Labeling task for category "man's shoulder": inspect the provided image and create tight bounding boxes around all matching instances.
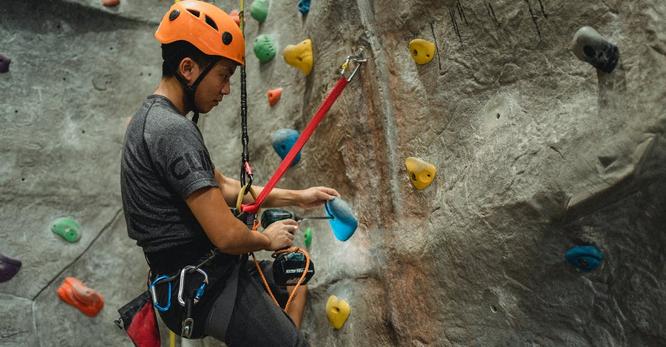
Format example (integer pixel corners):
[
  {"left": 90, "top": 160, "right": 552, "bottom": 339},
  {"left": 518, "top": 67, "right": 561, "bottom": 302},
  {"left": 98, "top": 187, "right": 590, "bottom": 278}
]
[{"left": 144, "top": 99, "right": 196, "bottom": 137}]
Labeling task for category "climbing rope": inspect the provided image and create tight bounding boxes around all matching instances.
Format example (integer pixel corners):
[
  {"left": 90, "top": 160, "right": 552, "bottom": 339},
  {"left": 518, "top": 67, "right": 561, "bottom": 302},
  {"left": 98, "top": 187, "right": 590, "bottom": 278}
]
[{"left": 239, "top": 0, "right": 252, "bottom": 191}]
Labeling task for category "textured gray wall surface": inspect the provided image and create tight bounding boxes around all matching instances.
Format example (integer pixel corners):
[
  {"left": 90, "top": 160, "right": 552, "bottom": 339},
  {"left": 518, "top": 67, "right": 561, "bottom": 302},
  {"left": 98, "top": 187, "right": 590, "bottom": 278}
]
[{"left": 1, "top": 0, "right": 665, "bottom": 346}]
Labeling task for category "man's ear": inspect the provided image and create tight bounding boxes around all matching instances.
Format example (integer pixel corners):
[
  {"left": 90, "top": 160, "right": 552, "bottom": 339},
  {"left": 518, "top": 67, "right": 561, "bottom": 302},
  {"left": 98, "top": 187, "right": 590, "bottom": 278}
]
[{"left": 178, "top": 57, "right": 200, "bottom": 84}]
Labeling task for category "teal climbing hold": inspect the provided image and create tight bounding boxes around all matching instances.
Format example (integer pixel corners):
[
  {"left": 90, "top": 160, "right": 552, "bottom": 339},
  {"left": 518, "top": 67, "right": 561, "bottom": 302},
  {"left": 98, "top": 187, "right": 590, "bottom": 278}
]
[
  {"left": 253, "top": 35, "right": 277, "bottom": 63},
  {"left": 271, "top": 129, "right": 301, "bottom": 166},
  {"left": 324, "top": 197, "right": 358, "bottom": 241},
  {"left": 304, "top": 227, "right": 312, "bottom": 248},
  {"left": 51, "top": 217, "right": 82, "bottom": 243},
  {"left": 298, "top": 0, "right": 311, "bottom": 15},
  {"left": 250, "top": 0, "right": 269, "bottom": 23},
  {"left": 565, "top": 245, "right": 604, "bottom": 272},
  {"left": 0, "top": 253, "right": 21, "bottom": 283}
]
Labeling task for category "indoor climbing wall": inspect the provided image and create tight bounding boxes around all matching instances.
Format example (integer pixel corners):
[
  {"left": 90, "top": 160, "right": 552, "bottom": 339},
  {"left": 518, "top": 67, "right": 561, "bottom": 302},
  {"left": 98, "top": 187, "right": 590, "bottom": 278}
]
[{"left": 1, "top": 0, "right": 665, "bottom": 346}]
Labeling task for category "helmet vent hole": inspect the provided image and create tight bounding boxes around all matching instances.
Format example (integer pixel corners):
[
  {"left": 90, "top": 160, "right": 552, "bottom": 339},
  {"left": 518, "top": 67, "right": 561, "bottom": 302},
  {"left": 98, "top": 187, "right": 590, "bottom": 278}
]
[
  {"left": 222, "top": 32, "right": 233, "bottom": 45},
  {"left": 205, "top": 15, "right": 218, "bottom": 31},
  {"left": 169, "top": 9, "right": 180, "bottom": 21},
  {"left": 187, "top": 9, "right": 201, "bottom": 18}
]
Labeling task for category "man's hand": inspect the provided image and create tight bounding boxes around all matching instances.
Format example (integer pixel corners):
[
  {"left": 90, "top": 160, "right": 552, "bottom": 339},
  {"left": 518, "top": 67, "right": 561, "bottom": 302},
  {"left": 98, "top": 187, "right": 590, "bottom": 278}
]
[
  {"left": 297, "top": 186, "right": 340, "bottom": 209},
  {"left": 263, "top": 219, "right": 298, "bottom": 251}
]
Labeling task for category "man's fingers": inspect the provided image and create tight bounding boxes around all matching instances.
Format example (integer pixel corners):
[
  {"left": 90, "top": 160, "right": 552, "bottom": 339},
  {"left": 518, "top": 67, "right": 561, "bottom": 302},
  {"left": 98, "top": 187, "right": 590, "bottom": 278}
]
[
  {"left": 320, "top": 187, "right": 340, "bottom": 197},
  {"left": 281, "top": 219, "right": 298, "bottom": 226}
]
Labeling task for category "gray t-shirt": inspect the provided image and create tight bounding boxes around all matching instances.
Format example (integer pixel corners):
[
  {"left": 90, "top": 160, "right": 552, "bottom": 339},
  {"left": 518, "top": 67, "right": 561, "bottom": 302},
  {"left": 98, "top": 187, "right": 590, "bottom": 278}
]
[{"left": 121, "top": 95, "right": 219, "bottom": 253}]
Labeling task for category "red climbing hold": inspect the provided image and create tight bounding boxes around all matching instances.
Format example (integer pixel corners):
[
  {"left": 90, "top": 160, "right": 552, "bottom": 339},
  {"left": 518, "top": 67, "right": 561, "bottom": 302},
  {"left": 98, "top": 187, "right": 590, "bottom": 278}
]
[
  {"left": 102, "top": 0, "right": 120, "bottom": 7},
  {"left": 57, "top": 277, "right": 105, "bottom": 317},
  {"left": 267, "top": 88, "right": 283, "bottom": 106}
]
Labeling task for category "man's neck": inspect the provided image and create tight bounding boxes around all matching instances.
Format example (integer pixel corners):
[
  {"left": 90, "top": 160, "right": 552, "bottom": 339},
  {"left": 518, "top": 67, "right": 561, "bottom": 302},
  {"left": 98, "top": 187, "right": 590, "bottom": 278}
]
[{"left": 154, "top": 77, "right": 189, "bottom": 116}]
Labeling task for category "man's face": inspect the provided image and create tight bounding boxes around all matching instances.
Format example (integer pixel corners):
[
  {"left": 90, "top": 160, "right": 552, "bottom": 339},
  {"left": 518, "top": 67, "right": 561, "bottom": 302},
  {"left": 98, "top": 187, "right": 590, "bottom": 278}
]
[{"left": 195, "top": 59, "right": 238, "bottom": 113}]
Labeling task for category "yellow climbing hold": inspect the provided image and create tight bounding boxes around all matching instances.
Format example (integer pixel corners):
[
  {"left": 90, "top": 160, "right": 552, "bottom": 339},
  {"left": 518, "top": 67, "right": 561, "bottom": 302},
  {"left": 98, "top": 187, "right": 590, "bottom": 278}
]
[
  {"left": 409, "top": 39, "right": 436, "bottom": 65},
  {"left": 405, "top": 157, "right": 437, "bottom": 190},
  {"left": 283, "top": 39, "right": 313, "bottom": 76},
  {"left": 326, "top": 295, "right": 351, "bottom": 330}
]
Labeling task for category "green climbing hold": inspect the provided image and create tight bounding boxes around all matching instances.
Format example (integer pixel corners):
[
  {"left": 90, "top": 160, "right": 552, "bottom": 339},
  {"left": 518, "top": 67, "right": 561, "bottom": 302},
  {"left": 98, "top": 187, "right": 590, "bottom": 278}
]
[
  {"left": 304, "top": 227, "right": 312, "bottom": 248},
  {"left": 250, "top": 0, "right": 269, "bottom": 23},
  {"left": 253, "top": 35, "right": 277, "bottom": 63},
  {"left": 51, "top": 217, "right": 81, "bottom": 243}
]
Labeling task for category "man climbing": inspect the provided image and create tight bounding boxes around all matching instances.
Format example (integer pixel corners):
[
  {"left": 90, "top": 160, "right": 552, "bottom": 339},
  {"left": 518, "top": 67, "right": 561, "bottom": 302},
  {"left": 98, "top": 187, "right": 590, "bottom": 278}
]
[{"left": 120, "top": 1, "right": 337, "bottom": 345}]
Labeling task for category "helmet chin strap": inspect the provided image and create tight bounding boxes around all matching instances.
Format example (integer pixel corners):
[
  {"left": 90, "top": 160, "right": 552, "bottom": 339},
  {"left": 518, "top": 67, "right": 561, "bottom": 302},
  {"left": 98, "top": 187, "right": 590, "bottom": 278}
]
[{"left": 175, "top": 60, "right": 219, "bottom": 125}]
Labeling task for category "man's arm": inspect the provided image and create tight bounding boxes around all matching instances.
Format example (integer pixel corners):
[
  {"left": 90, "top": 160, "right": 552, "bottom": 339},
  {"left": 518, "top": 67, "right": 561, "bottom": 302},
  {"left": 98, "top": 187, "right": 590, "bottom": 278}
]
[
  {"left": 186, "top": 185, "right": 270, "bottom": 254},
  {"left": 214, "top": 169, "right": 340, "bottom": 208},
  {"left": 214, "top": 169, "right": 302, "bottom": 208}
]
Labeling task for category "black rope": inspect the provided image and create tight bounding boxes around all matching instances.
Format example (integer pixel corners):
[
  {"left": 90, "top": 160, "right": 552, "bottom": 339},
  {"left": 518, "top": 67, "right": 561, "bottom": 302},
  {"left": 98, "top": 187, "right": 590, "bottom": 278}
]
[
  {"left": 239, "top": 3, "right": 251, "bottom": 189},
  {"left": 240, "top": 64, "right": 249, "bottom": 186}
]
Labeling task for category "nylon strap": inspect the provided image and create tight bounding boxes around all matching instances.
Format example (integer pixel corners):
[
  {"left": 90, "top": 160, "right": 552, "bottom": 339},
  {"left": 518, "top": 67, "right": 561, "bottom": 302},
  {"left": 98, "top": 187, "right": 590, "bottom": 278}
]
[{"left": 242, "top": 77, "right": 350, "bottom": 214}]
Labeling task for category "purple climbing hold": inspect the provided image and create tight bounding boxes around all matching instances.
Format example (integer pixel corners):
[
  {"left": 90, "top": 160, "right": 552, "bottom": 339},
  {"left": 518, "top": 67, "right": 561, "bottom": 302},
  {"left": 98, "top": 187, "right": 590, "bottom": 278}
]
[
  {"left": 0, "top": 54, "right": 11, "bottom": 73},
  {"left": 0, "top": 253, "right": 22, "bottom": 283}
]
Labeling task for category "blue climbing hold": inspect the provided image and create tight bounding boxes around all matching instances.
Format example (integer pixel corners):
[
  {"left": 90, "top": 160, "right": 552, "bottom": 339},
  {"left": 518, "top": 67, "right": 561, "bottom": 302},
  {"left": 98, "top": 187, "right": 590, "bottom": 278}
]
[
  {"left": 0, "top": 253, "right": 22, "bottom": 283},
  {"left": 271, "top": 129, "right": 301, "bottom": 166},
  {"left": 565, "top": 245, "right": 604, "bottom": 272},
  {"left": 298, "top": 0, "right": 311, "bottom": 15},
  {"left": 324, "top": 197, "right": 358, "bottom": 241}
]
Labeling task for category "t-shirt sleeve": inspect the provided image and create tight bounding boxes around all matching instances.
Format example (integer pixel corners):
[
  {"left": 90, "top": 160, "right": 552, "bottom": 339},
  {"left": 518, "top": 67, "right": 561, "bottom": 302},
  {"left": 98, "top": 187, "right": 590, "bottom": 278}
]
[{"left": 147, "top": 117, "right": 218, "bottom": 200}]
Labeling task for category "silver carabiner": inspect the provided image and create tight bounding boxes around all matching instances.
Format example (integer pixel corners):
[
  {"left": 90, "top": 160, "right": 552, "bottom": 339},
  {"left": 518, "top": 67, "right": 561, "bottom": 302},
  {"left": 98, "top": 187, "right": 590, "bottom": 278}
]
[
  {"left": 339, "top": 48, "right": 368, "bottom": 81},
  {"left": 177, "top": 265, "right": 209, "bottom": 307}
]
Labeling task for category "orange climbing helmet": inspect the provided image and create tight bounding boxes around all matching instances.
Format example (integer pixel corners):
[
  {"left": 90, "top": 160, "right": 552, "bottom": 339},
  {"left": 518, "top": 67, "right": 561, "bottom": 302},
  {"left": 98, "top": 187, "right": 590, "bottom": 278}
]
[{"left": 155, "top": 0, "right": 245, "bottom": 65}]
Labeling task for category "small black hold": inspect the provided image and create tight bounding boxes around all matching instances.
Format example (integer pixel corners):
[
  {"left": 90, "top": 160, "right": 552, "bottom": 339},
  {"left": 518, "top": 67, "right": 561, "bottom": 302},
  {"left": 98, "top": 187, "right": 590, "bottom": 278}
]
[
  {"left": 81, "top": 130, "right": 86, "bottom": 134},
  {"left": 222, "top": 32, "right": 233, "bottom": 45},
  {"left": 169, "top": 9, "right": 180, "bottom": 21},
  {"left": 109, "top": 47, "right": 114, "bottom": 51},
  {"left": 21, "top": 178, "right": 25, "bottom": 182},
  {"left": 490, "top": 305, "right": 498, "bottom": 313},
  {"left": 148, "top": 73, "right": 152, "bottom": 77},
  {"left": 14, "top": 110, "right": 18, "bottom": 114},
  {"left": 63, "top": 77, "right": 67, "bottom": 81},
  {"left": 0, "top": 54, "right": 11, "bottom": 73},
  {"left": 496, "top": 113, "right": 500, "bottom": 119}
]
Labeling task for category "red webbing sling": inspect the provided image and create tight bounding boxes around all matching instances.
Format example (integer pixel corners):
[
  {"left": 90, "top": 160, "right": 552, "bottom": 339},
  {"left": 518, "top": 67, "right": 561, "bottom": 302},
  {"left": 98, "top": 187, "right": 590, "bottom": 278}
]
[{"left": 241, "top": 77, "right": 349, "bottom": 214}]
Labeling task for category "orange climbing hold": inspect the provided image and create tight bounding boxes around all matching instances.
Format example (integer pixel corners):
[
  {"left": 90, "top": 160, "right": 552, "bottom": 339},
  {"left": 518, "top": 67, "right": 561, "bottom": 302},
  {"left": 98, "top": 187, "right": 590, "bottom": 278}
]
[
  {"left": 229, "top": 9, "right": 241, "bottom": 26},
  {"left": 102, "top": 0, "right": 120, "bottom": 7},
  {"left": 57, "top": 277, "right": 105, "bottom": 317},
  {"left": 267, "top": 88, "right": 283, "bottom": 106}
]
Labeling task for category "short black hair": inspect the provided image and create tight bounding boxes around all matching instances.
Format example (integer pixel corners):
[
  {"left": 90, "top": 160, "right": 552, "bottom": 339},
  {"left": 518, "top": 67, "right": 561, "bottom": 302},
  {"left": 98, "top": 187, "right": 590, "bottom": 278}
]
[{"left": 161, "top": 41, "right": 218, "bottom": 77}]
